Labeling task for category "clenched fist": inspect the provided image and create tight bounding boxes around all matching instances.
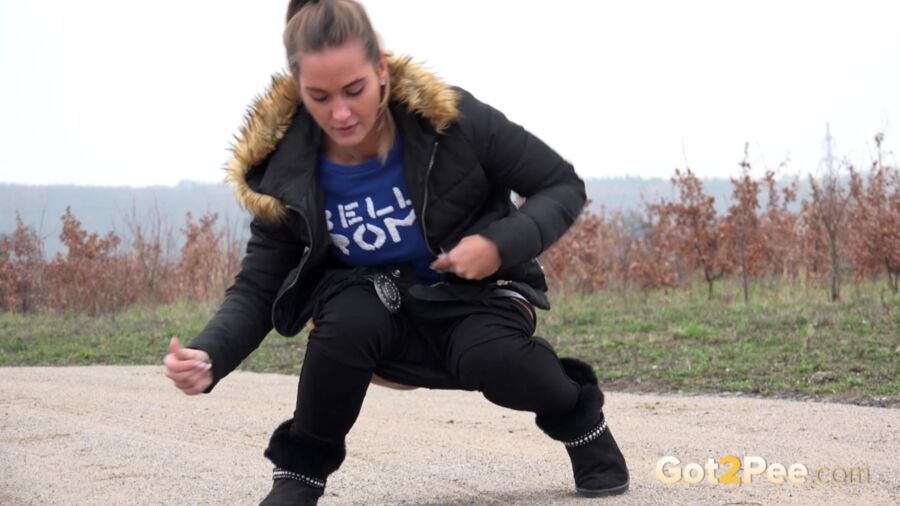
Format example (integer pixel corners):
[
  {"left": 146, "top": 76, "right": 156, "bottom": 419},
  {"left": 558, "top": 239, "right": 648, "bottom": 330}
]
[
  {"left": 164, "top": 336, "right": 212, "bottom": 396},
  {"left": 430, "top": 234, "right": 501, "bottom": 280}
]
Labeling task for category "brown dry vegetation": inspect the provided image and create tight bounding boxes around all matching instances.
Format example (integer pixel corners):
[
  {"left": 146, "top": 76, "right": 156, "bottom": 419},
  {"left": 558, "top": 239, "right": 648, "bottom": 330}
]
[
  {"left": 542, "top": 133, "right": 899, "bottom": 302},
  {"left": 2, "top": 134, "right": 899, "bottom": 314},
  {"left": 0, "top": 208, "right": 240, "bottom": 315}
]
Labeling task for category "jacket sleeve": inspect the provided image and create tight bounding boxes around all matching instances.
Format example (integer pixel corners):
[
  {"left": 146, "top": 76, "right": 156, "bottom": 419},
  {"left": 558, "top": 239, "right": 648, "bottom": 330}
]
[
  {"left": 186, "top": 215, "right": 305, "bottom": 393},
  {"left": 457, "top": 89, "right": 587, "bottom": 268}
]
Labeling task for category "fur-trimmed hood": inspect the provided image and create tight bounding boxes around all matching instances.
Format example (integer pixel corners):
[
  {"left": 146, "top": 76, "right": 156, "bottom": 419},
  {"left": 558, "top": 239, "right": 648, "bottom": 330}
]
[{"left": 224, "top": 54, "right": 460, "bottom": 222}]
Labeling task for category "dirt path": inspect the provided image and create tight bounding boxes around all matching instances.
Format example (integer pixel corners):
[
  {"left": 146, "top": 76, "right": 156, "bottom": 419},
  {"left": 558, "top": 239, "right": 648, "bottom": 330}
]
[{"left": 1, "top": 366, "right": 897, "bottom": 505}]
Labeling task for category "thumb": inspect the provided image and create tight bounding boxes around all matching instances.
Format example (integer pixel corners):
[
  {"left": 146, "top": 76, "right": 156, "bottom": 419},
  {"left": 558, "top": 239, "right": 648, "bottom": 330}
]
[{"left": 169, "top": 336, "right": 190, "bottom": 359}]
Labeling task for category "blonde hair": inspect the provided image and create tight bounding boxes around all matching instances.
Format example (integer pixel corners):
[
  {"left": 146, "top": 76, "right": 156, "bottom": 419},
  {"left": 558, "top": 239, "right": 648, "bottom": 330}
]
[{"left": 284, "top": 0, "right": 395, "bottom": 162}]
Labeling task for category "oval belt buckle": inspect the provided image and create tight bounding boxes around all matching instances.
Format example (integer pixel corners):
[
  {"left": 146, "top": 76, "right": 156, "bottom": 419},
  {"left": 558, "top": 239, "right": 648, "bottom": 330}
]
[{"left": 372, "top": 272, "right": 401, "bottom": 313}]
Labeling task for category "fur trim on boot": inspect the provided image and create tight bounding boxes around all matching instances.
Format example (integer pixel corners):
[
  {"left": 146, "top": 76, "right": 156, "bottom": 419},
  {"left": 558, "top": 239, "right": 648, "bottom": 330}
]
[
  {"left": 263, "top": 419, "right": 346, "bottom": 478},
  {"left": 259, "top": 419, "right": 347, "bottom": 505},
  {"left": 559, "top": 357, "right": 598, "bottom": 387},
  {"left": 535, "top": 383, "right": 604, "bottom": 441}
]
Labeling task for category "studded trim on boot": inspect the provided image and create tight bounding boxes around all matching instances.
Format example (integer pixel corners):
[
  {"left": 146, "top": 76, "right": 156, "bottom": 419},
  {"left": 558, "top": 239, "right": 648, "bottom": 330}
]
[
  {"left": 272, "top": 468, "right": 326, "bottom": 489},
  {"left": 260, "top": 472, "right": 323, "bottom": 506},
  {"left": 562, "top": 418, "right": 608, "bottom": 448}
]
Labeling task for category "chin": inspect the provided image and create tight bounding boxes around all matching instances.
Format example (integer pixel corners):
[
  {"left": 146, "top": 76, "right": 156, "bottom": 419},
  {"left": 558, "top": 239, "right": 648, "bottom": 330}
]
[
  {"left": 333, "top": 135, "right": 364, "bottom": 147},
  {"left": 332, "top": 128, "right": 371, "bottom": 148}
]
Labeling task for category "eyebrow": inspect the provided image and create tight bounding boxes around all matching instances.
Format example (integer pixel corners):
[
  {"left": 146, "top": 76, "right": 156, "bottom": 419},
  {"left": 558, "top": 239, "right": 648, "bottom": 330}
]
[{"left": 303, "top": 77, "right": 366, "bottom": 94}]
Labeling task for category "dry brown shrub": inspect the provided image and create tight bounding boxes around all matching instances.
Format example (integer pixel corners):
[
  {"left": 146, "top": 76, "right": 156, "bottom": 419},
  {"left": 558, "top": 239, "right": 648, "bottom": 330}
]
[
  {"left": 0, "top": 213, "right": 45, "bottom": 312},
  {"left": 174, "top": 212, "right": 241, "bottom": 302},
  {"left": 43, "top": 207, "right": 140, "bottom": 314},
  {"left": 848, "top": 133, "right": 900, "bottom": 293}
]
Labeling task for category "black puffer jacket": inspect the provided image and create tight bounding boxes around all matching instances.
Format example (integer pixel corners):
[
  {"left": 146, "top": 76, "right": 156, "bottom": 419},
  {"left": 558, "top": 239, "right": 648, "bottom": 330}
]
[{"left": 187, "top": 56, "right": 585, "bottom": 392}]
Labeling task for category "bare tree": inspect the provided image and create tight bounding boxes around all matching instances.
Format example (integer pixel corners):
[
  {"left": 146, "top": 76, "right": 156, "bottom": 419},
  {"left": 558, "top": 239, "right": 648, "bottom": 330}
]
[
  {"left": 808, "top": 126, "right": 852, "bottom": 301},
  {"left": 724, "top": 144, "right": 765, "bottom": 303}
]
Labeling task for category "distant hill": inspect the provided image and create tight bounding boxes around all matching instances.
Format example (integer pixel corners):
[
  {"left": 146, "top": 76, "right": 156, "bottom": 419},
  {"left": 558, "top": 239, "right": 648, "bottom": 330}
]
[
  {"left": 0, "top": 181, "right": 250, "bottom": 258},
  {"left": 0, "top": 176, "right": 804, "bottom": 258},
  {"left": 585, "top": 176, "right": 732, "bottom": 214}
]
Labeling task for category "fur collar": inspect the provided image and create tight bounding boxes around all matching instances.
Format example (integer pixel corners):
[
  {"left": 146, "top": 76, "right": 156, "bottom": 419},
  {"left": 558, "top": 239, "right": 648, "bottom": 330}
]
[{"left": 224, "top": 54, "right": 460, "bottom": 222}]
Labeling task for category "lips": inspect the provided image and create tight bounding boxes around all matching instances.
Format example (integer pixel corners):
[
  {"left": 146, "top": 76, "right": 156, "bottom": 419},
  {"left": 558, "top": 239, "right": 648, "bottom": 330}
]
[{"left": 334, "top": 123, "right": 358, "bottom": 136}]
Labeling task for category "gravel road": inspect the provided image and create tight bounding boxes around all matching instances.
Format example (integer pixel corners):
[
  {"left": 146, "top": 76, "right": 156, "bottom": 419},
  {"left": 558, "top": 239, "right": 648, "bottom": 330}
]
[{"left": 1, "top": 366, "right": 897, "bottom": 505}]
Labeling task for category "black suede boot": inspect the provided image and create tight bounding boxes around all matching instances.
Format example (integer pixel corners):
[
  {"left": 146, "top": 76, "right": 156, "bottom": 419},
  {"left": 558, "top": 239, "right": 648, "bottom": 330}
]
[
  {"left": 259, "top": 419, "right": 347, "bottom": 506},
  {"left": 535, "top": 358, "right": 629, "bottom": 497}
]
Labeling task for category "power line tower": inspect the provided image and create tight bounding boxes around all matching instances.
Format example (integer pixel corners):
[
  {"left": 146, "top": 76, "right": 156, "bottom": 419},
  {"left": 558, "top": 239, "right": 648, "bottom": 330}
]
[{"left": 822, "top": 122, "right": 836, "bottom": 174}]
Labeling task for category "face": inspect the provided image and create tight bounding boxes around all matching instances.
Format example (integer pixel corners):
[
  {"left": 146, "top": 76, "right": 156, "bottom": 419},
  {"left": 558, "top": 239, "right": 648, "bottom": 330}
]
[{"left": 297, "top": 41, "right": 387, "bottom": 153}]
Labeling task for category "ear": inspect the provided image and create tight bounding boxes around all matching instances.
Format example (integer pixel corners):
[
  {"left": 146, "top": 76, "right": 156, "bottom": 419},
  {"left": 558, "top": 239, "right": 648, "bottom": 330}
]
[{"left": 376, "top": 53, "right": 388, "bottom": 84}]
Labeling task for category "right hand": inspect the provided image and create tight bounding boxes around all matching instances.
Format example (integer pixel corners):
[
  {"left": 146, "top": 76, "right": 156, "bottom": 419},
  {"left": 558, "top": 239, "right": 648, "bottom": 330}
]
[{"left": 164, "top": 336, "right": 212, "bottom": 396}]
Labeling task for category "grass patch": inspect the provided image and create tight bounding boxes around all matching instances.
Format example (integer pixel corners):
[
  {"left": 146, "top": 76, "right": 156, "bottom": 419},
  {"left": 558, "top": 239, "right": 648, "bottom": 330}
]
[
  {"left": 0, "top": 301, "right": 309, "bottom": 376},
  {"left": 1, "top": 280, "right": 898, "bottom": 407},
  {"left": 540, "top": 280, "right": 900, "bottom": 407}
]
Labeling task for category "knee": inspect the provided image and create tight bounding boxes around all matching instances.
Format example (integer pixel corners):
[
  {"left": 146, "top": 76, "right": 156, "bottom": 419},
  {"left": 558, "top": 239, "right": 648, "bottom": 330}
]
[
  {"left": 454, "top": 338, "right": 580, "bottom": 414},
  {"left": 455, "top": 340, "right": 532, "bottom": 392}
]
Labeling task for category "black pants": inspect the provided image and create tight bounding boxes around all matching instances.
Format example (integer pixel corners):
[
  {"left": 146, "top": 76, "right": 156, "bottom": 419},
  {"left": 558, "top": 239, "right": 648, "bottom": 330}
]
[{"left": 289, "top": 272, "right": 580, "bottom": 463}]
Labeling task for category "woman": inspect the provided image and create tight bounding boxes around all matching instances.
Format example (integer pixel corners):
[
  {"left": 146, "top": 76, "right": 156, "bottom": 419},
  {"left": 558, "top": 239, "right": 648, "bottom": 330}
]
[{"left": 163, "top": 0, "right": 629, "bottom": 503}]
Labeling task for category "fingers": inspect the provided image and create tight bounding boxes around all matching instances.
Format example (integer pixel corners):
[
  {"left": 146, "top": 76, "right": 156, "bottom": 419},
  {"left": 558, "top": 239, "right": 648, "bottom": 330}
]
[
  {"left": 430, "top": 254, "right": 478, "bottom": 279},
  {"left": 164, "top": 353, "right": 208, "bottom": 373},
  {"left": 431, "top": 252, "right": 478, "bottom": 279},
  {"left": 165, "top": 336, "right": 212, "bottom": 395},
  {"left": 430, "top": 253, "right": 452, "bottom": 272},
  {"left": 172, "top": 368, "right": 210, "bottom": 391},
  {"left": 167, "top": 366, "right": 211, "bottom": 395},
  {"left": 428, "top": 235, "right": 500, "bottom": 280},
  {"left": 181, "top": 375, "right": 212, "bottom": 396},
  {"left": 165, "top": 356, "right": 211, "bottom": 377}
]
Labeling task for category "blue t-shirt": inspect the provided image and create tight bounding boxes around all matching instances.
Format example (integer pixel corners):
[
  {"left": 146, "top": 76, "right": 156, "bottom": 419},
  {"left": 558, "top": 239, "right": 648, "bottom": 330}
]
[{"left": 316, "top": 136, "right": 438, "bottom": 283}]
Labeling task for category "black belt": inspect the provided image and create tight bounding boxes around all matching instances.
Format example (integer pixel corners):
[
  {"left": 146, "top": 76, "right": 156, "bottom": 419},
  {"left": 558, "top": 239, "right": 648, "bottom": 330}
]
[{"left": 366, "top": 266, "right": 534, "bottom": 321}]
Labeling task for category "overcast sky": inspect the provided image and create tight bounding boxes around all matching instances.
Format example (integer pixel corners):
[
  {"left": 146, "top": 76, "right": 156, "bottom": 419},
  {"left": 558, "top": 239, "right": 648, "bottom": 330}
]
[{"left": 1, "top": 0, "right": 898, "bottom": 186}]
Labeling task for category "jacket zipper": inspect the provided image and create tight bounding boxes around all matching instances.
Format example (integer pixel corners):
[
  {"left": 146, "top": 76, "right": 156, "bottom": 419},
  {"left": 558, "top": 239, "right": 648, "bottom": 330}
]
[
  {"left": 419, "top": 141, "right": 439, "bottom": 256},
  {"left": 271, "top": 140, "right": 437, "bottom": 324},
  {"left": 271, "top": 204, "right": 313, "bottom": 328}
]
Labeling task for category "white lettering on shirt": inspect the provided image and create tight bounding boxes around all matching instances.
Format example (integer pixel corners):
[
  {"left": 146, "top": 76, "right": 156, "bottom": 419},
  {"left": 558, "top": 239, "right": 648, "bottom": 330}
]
[
  {"left": 327, "top": 186, "right": 419, "bottom": 256},
  {"left": 366, "top": 197, "right": 394, "bottom": 218},
  {"left": 353, "top": 223, "right": 387, "bottom": 251},
  {"left": 384, "top": 209, "right": 417, "bottom": 243},
  {"left": 393, "top": 187, "right": 412, "bottom": 209},
  {"left": 325, "top": 209, "right": 352, "bottom": 254}
]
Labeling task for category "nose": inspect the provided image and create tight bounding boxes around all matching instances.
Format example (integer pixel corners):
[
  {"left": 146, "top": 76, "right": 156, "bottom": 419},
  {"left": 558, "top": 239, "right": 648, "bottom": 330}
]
[{"left": 332, "top": 99, "right": 351, "bottom": 123}]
